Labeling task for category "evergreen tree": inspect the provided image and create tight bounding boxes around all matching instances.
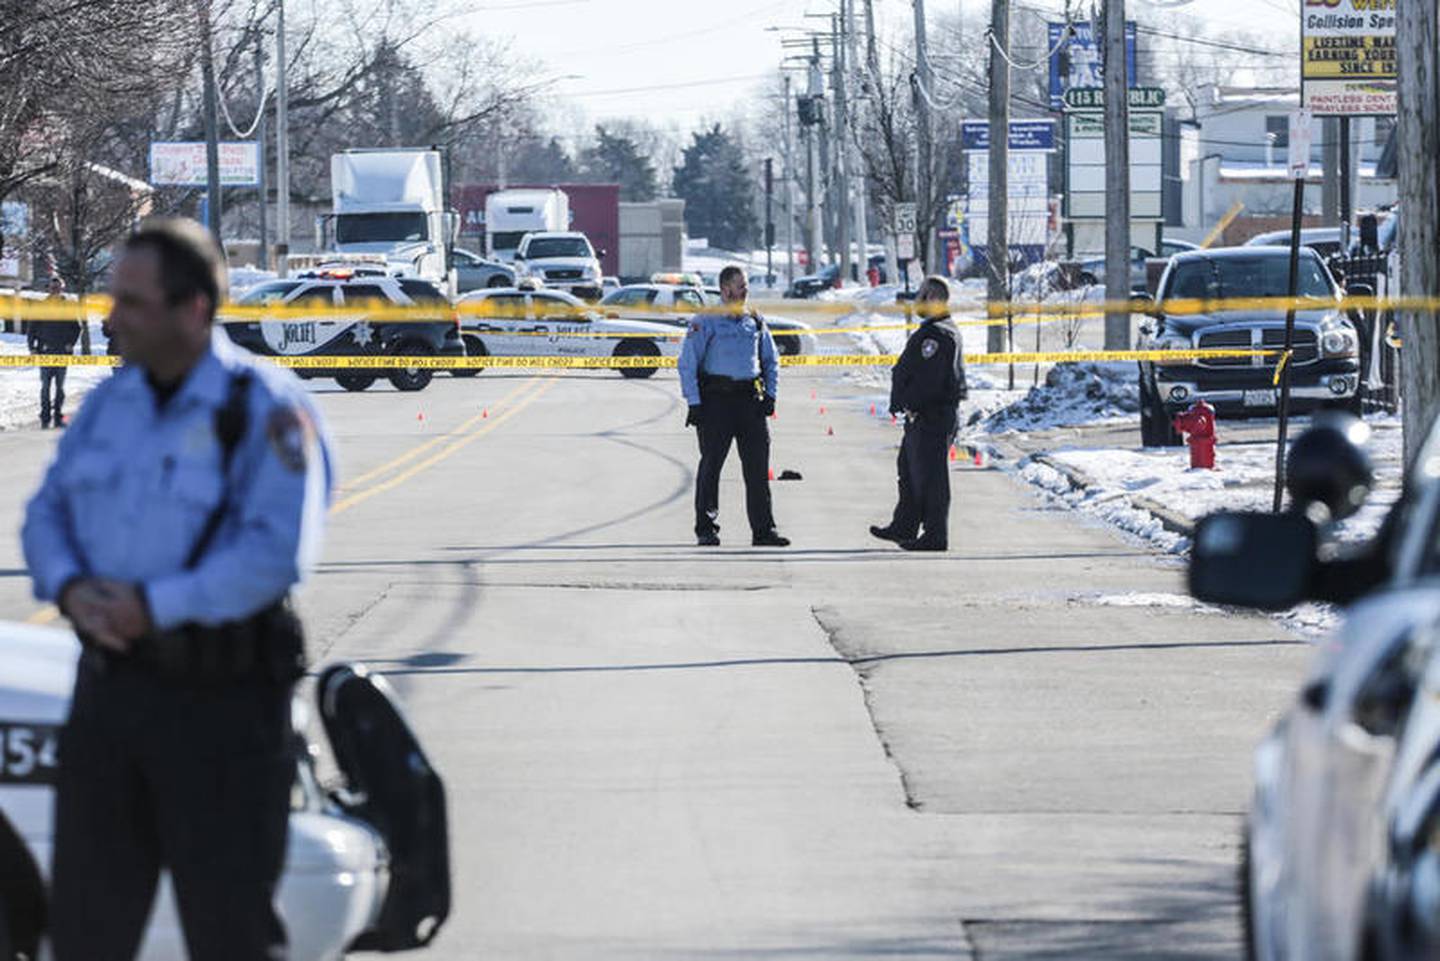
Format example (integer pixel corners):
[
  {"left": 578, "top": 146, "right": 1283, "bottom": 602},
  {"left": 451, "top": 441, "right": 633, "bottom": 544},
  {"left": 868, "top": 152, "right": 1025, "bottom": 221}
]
[
  {"left": 672, "top": 125, "right": 758, "bottom": 252},
  {"left": 578, "top": 125, "right": 657, "bottom": 201},
  {"left": 510, "top": 136, "right": 577, "bottom": 184}
]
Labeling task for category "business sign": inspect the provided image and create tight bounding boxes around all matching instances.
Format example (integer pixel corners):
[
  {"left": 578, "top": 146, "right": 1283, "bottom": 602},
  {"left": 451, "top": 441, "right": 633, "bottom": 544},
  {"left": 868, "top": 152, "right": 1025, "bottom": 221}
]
[
  {"left": 1065, "top": 111, "right": 1164, "bottom": 221},
  {"left": 1048, "top": 21, "right": 1137, "bottom": 111},
  {"left": 1301, "top": 0, "right": 1396, "bottom": 115},
  {"left": 960, "top": 119, "right": 1057, "bottom": 152},
  {"left": 0, "top": 202, "right": 29, "bottom": 238},
  {"left": 149, "top": 141, "right": 260, "bottom": 187}
]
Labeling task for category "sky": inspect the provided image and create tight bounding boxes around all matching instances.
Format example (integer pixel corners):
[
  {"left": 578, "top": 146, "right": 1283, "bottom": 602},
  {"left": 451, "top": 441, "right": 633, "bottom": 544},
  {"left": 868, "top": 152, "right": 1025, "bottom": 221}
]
[{"left": 459, "top": 0, "right": 1301, "bottom": 131}]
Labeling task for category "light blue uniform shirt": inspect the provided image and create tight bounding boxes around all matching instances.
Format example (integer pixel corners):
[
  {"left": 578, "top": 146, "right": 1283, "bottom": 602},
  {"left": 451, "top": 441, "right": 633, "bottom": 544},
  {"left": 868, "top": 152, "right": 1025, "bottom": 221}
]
[
  {"left": 677, "top": 309, "right": 780, "bottom": 407},
  {"left": 22, "top": 330, "right": 335, "bottom": 630}
]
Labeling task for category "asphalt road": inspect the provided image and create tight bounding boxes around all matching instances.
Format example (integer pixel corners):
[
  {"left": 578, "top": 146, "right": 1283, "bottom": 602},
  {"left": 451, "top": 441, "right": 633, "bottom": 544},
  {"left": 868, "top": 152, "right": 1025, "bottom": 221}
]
[{"left": 0, "top": 365, "right": 1309, "bottom": 959}]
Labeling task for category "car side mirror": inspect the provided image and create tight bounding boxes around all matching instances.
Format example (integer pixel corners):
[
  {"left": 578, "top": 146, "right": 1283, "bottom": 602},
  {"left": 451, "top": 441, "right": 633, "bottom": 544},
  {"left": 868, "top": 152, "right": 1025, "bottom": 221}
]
[
  {"left": 1346, "top": 281, "right": 1375, "bottom": 299},
  {"left": 1130, "top": 292, "right": 1157, "bottom": 316},
  {"left": 597, "top": 248, "right": 607, "bottom": 258},
  {"left": 1359, "top": 213, "right": 1379, "bottom": 252},
  {"left": 1189, "top": 511, "right": 1318, "bottom": 610}
]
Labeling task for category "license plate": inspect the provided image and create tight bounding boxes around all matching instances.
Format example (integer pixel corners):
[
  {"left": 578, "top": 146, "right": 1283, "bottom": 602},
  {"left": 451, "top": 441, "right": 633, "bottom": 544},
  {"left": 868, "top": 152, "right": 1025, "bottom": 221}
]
[
  {"left": 1243, "top": 389, "right": 1278, "bottom": 406},
  {"left": 0, "top": 722, "right": 61, "bottom": 785}
]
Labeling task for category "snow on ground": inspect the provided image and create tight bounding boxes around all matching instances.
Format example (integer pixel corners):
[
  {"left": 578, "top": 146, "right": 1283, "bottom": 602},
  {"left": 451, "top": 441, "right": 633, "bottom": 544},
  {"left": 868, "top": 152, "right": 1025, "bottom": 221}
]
[{"left": 0, "top": 332, "right": 111, "bottom": 432}]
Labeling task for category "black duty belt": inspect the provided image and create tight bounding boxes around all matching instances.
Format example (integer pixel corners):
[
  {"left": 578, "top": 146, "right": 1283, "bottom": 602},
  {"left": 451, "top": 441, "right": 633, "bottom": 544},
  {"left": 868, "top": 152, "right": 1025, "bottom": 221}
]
[{"left": 700, "top": 375, "right": 759, "bottom": 397}]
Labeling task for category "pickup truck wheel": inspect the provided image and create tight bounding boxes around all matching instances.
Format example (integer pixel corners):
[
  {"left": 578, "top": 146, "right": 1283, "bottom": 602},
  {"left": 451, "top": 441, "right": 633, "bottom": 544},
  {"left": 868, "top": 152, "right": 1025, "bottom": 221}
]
[
  {"left": 388, "top": 341, "right": 435, "bottom": 392},
  {"left": 1139, "top": 374, "right": 1183, "bottom": 447},
  {"left": 451, "top": 335, "right": 485, "bottom": 378},
  {"left": 614, "top": 339, "right": 660, "bottom": 379},
  {"left": 335, "top": 373, "right": 375, "bottom": 392}
]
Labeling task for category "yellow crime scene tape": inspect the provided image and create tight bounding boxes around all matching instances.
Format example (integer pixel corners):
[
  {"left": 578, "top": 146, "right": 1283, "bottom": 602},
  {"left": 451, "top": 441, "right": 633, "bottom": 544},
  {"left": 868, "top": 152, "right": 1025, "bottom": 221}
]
[{"left": 3, "top": 347, "right": 1280, "bottom": 371}]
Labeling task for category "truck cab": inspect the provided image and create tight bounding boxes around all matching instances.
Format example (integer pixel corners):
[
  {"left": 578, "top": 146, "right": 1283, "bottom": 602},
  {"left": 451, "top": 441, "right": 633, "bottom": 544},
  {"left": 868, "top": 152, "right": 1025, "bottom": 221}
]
[{"left": 484, "top": 188, "right": 570, "bottom": 264}]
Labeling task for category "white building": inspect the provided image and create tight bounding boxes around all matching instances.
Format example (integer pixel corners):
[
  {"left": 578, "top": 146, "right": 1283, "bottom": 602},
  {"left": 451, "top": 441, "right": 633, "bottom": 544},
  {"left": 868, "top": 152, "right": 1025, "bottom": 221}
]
[{"left": 1174, "top": 84, "right": 1396, "bottom": 242}]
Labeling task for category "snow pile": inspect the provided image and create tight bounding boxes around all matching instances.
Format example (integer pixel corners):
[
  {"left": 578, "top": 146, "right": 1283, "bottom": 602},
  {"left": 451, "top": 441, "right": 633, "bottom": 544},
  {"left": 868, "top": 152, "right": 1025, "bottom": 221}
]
[
  {"left": 976, "top": 362, "right": 1140, "bottom": 434},
  {"left": 1019, "top": 457, "right": 1190, "bottom": 554}
]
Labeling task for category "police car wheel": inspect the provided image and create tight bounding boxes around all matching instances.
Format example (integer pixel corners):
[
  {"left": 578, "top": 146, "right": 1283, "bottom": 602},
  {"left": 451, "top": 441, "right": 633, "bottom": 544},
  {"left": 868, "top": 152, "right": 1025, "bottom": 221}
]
[
  {"left": 388, "top": 341, "right": 435, "bottom": 392},
  {"left": 775, "top": 335, "right": 801, "bottom": 356},
  {"left": 486, "top": 275, "right": 510, "bottom": 288},
  {"left": 336, "top": 373, "right": 376, "bottom": 392},
  {"left": 613, "top": 340, "right": 660, "bottom": 379},
  {"left": 452, "top": 335, "right": 485, "bottom": 378}
]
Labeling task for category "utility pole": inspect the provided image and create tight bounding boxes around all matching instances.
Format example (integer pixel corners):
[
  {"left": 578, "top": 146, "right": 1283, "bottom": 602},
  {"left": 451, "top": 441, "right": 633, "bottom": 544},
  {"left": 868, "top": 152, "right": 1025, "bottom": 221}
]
[
  {"left": 197, "top": 0, "right": 223, "bottom": 242},
  {"left": 832, "top": 13, "right": 851, "bottom": 283},
  {"left": 844, "top": 0, "right": 869, "bottom": 283},
  {"left": 255, "top": 34, "right": 268, "bottom": 270},
  {"left": 1338, "top": 116, "right": 1351, "bottom": 250},
  {"left": 864, "top": 0, "right": 895, "bottom": 284},
  {"left": 1102, "top": 0, "right": 1131, "bottom": 349},
  {"left": 275, "top": 0, "right": 291, "bottom": 271},
  {"left": 1396, "top": 0, "right": 1440, "bottom": 465},
  {"left": 807, "top": 44, "right": 824, "bottom": 268},
  {"left": 783, "top": 72, "right": 796, "bottom": 285},
  {"left": 764, "top": 157, "right": 775, "bottom": 285},
  {"left": 986, "top": 0, "right": 1010, "bottom": 351},
  {"left": 913, "top": 0, "right": 935, "bottom": 273},
  {"left": 1322, "top": 118, "right": 1340, "bottom": 224}
]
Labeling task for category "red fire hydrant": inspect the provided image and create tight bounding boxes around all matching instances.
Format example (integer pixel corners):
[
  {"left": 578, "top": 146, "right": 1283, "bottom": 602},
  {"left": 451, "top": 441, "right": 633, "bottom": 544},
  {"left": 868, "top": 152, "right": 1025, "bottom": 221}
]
[{"left": 1173, "top": 400, "right": 1217, "bottom": 470}]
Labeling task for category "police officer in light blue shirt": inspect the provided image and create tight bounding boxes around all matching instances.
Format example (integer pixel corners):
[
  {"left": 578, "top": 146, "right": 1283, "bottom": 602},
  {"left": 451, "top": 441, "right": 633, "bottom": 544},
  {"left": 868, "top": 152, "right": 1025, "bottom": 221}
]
[
  {"left": 678, "top": 265, "right": 788, "bottom": 547},
  {"left": 21, "top": 218, "right": 334, "bottom": 961}
]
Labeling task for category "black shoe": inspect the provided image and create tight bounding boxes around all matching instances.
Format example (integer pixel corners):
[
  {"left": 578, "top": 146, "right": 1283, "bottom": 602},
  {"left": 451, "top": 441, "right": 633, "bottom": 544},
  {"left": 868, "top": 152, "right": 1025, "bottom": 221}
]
[
  {"left": 697, "top": 532, "right": 720, "bottom": 546},
  {"left": 899, "top": 536, "right": 947, "bottom": 552},
  {"left": 39, "top": 418, "right": 50, "bottom": 430},
  {"left": 54, "top": 413, "right": 66, "bottom": 428},
  {"left": 752, "top": 530, "right": 790, "bottom": 547},
  {"left": 869, "top": 525, "right": 910, "bottom": 543}
]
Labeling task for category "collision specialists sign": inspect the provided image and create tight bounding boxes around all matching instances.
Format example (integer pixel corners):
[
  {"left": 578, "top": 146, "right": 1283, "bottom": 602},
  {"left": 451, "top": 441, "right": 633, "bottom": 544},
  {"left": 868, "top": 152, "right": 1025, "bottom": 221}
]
[
  {"left": 960, "top": 120, "right": 1057, "bottom": 152},
  {"left": 1301, "top": 0, "right": 1396, "bottom": 116},
  {"left": 149, "top": 141, "right": 261, "bottom": 187}
]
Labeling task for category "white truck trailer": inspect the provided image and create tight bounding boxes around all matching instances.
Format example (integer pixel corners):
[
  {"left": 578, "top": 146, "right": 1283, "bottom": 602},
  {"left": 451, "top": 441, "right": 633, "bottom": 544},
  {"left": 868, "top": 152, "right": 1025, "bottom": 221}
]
[
  {"left": 317, "top": 147, "right": 458, "bottom": 293},
  {"left": 484, "top": 188, "right": 569, "bottom": 263}
]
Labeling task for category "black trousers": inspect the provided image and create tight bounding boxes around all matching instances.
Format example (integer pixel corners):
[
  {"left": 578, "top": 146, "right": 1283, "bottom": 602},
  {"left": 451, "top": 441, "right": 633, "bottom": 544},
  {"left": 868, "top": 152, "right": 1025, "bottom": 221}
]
[
  {"left": 50, "top": 654, "right": 293, "bottom": 961},
  {"left": 694, "top": 392, "right": 776, "bottom": 538},
  {"left": 887, "top": 421, "right": 953, "bottom": 545},
  {"left": 39, "top": 365, "right": 66, "bottom": 423}
]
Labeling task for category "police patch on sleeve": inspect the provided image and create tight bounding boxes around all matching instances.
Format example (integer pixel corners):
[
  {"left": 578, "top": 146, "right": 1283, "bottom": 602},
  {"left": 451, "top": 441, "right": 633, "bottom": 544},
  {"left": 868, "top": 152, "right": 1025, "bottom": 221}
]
[
  {"left": 921, "top": 338, "right": 939, "bottom": 359},
  {"left": 266, "top": 406, "right": 311, "bottom": 473}
]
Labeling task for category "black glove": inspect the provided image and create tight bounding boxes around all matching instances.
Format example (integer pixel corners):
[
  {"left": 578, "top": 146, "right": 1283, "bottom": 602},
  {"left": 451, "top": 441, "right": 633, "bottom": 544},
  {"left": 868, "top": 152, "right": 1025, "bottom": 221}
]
[
  {"left": 686, "top": 405, "right": 702, "bottom": 427},
  {"left": 760, "top": 396, "right": 775, "bottom": 418}
]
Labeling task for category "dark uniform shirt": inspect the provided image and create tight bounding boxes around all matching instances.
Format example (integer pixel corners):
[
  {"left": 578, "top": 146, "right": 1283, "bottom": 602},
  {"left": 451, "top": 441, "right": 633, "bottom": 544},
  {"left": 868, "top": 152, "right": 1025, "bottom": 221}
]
[{"left": 889, "top": 316, "right": 967, "bottom": 431}]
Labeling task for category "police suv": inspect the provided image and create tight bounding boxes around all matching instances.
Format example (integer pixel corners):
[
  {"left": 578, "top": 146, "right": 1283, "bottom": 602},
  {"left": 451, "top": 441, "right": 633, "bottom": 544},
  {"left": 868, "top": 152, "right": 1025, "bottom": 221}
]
[
  {"left": 457, "top": 286, "right": 680, "bottom": 379},
  {"left": 222, "top": 267, "right": 466, "bottom": 393},
  {"left": 0, "top": 622, "right": 450, "bottom": 959}
]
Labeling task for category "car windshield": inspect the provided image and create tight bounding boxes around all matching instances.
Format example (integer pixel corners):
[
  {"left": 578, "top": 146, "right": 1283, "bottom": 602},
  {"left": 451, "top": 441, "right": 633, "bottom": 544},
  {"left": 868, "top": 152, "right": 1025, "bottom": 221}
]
[
  {"left": 523, "top": 237, "right": 592, "bottom": 259},
  {"left": 335, "top": 212, "right": 428, "bottom": 244},
  {"left": 1164, "top": 255, "right": 1335, "bottom": 303},
  {"left": 235, "top": 281, "right": 301, "bottom": 305}
]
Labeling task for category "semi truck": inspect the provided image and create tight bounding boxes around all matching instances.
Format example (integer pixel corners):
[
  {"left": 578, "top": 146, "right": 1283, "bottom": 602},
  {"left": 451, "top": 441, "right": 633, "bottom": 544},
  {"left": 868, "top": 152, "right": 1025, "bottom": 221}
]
[
  {"left": 484, "top": 188, "right": 569, "bottom": 263},
  {"left": 315, "top": 147, "right": 458, "bottom": 294}
]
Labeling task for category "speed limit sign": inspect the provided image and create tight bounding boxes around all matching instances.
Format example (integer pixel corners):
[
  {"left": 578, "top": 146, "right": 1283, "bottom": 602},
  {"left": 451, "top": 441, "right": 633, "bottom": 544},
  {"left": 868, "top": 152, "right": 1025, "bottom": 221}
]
[{"left": 893, "top": 202, "right": 917, "bottom": 235}]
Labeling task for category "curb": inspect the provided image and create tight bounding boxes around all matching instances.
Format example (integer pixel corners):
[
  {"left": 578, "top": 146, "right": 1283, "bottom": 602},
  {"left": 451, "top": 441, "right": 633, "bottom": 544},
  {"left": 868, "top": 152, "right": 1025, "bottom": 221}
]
[{"left": 1028, "top": 452, "right": 1196, "bottom": 539}]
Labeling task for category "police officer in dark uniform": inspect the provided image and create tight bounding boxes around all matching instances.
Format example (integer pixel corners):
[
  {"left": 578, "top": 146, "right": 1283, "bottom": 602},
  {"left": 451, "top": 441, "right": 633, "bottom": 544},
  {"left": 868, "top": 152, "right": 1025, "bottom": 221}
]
[
  {"left": 22, "top": 218, "right": 334, "bottom": 961},
  {"left": 870, "top": 275, "right": 967, "bottom": 551},
  {"left": 678, "top": 264, "right": 789, "bottom": 547}
]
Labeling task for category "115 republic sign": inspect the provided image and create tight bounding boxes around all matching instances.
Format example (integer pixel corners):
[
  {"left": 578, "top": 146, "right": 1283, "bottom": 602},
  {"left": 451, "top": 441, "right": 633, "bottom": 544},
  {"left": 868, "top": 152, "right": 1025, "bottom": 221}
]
[{"left": 1302, "top": 0, "right": 1396, "bottom": 116}]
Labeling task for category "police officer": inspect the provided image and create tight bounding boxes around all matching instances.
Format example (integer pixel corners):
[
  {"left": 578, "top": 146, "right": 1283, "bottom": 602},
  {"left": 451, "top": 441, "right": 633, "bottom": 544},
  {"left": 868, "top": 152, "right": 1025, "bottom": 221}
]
[
  {"left": 28, "top": 274, "right": 81, "bottom": 428},
  {"left": 679, "top": 264, "right": 789, "bottom": 547},
  {"left": 870, "top": 275, "right": 967, "bottom": 551},
  {"left": 22, "top": 218, "right": 334, "bottom": 961}
]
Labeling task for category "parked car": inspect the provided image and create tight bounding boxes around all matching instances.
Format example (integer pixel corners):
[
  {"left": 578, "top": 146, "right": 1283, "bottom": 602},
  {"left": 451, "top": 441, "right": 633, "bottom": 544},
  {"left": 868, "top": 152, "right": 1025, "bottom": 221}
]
[
  {"left": 457, "top": 287, "right": 680, "bottom": 379},
  {"left": 0, "top": 621, "right": 449, "bottom": 959},
  {"left": 1245, "top": 227, "right": 1347, "bottom": 261},
  {"left": 783, "top": 263, "right": 840, "bottom": 299},
  {"left": 1188, "top": 411, "right": 1440, "bottom": 961},
  {"left": 1135, "top": 246, "right": 1362, "bottom": 446},
  {"left": 452, "top": 247, "right": 514, "bottom": 292},
  {"left": 512, "top": 232, "right": 604, "bottom": 301},
  {"left": 699, "top": 287, "right": 817, "bottom": 356},
  {"left": 222, "top": 269, "right": 466, "bottom": 393}
]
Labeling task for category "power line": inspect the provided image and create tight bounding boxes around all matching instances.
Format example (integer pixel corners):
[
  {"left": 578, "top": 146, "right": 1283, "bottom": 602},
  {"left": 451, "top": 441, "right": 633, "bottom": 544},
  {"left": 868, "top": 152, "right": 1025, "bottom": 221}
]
[{"left": 1135, "top": 25, "right": 1288, "bottom": 58}]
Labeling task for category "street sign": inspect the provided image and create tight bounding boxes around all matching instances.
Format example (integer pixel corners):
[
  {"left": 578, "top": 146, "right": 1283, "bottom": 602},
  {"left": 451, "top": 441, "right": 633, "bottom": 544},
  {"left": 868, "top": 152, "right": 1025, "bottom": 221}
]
[
  {"left": 897, "top": 232, "right": 916, "bottom": 261},
  {"left": 959, "top": 119, "right": 1057, "bottom": 152},
  {"left": 1301, "top": 0, "right": 1396, "bottom": 116},
  {"left": 1061, "top": 86, "right": 1166, "bottom": 111},
  {"left": 149, "top": 142, "right": 260, "bottom": 187},
  {"left": 893, "top": 202, "right": 917, "bottom": 236},
  {"left": 1288, "top": 109, "right": 1314, "bottom": 179}
]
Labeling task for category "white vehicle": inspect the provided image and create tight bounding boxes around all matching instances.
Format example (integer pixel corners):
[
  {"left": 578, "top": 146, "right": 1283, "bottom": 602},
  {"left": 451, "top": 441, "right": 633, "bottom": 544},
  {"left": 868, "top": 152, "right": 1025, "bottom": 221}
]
[
  {"left": 457, "top": 287, "right": 680, "bottom": 379},
  {"left": 484, "top": 188, "right": 569, "bottom": 264},
  {"left": 599, "top": 283, "right": 818, "bottom": 356},
  {"left": 512, "top": 232, "right": 604, "bottom": 301},
  {"left": 0, "top": 622, "right": 450, "bottom": 959},
  {"left": 320, "top": 148, "right": 458, "bottom": 292}
]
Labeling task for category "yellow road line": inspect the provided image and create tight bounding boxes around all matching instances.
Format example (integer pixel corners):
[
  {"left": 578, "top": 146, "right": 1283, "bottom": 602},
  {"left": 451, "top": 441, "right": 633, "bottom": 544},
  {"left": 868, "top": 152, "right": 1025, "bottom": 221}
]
[
  {"left": 338, "top": 376, "right": 538, "bottom": 492},
  {"left": 331, "top": 376, "right": 558, "bottom": 516}
]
